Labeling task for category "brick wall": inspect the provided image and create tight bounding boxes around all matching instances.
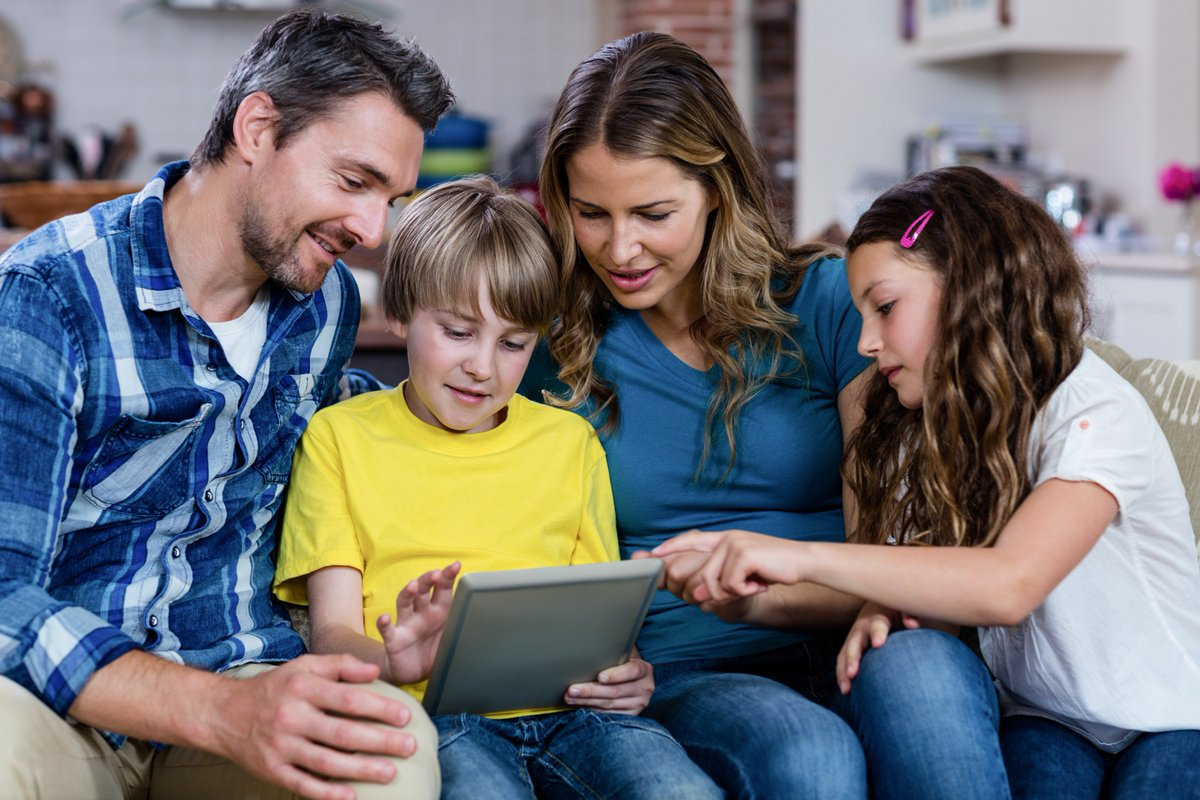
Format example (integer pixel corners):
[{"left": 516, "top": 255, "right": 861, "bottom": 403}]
[
  {"left": 618, "top": 0, "right": 736, "bottom": 83},
  {"left": 617, "top": 0, "right": 797, "bottom": 228}
]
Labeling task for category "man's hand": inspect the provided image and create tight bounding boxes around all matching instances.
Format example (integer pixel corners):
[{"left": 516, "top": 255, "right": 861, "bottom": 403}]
[
  {"left": 207, "top": 654, "right": 418, "bottom": 800},
  {"left": 377, "top": 561, "right": 460, "bottom": 684},
  {"left": 564, "top": 653, "right": 654, "bottom": 715}
]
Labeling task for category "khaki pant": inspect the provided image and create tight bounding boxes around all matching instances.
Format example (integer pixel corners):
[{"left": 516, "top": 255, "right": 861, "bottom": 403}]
[{"left": 0, "top": 664, "right": 439, "bottom": 799}]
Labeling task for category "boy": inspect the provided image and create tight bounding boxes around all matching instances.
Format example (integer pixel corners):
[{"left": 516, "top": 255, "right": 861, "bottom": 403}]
[{"left": 274, "top": 176, "right": 719, "bottom": 798}]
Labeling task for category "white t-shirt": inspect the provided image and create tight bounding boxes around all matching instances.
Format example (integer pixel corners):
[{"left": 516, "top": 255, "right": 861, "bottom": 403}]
[
  {"left": 207, "top": 287, "right": 269, "bottom": 381},
  {"left": 979, "top": 349, "right": 1200, "bottom": 751}
]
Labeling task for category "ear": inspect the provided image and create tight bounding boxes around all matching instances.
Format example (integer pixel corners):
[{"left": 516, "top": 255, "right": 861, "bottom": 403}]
[
  {"left": 386, "top": 317, "right": 408, "bottom": 339},
  {"left": 706, "top": 185, "right": 720, "bottom": 214},
  {"left": 231, "top": 91, "right": 279, "bottom": 165}
]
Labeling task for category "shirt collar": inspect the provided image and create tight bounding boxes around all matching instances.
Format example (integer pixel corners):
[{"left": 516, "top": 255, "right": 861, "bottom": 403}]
[{"left": 129, "top": 160, "right": 317, "bottom": 317}]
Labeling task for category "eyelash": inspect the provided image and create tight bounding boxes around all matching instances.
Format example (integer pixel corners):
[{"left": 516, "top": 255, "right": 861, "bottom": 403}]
[
  {"left": 443, "top": 328, "right": 529, "bottom": 352},
  {"left": 575, "top": 210, "right": 671, "bottom": 222},
  {"left": 877, "top": 301, "right": 896, "bottom": 316}
]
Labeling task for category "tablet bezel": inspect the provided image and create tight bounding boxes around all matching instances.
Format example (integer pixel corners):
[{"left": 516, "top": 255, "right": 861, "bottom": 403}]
[{"left": 421, "top": 558, "right": 663, "bottom": 717}]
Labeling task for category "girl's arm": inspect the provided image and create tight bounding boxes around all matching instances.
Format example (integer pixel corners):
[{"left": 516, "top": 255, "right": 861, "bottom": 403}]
[
  {"left": 656, "top": 478, "right": 1118, "bottom": 628},
  {"left": 668, "top": 368, "right": 873, "bottom": 630},
  {"left": 307, "top": 563, "right": 459, "bottom": 685}
]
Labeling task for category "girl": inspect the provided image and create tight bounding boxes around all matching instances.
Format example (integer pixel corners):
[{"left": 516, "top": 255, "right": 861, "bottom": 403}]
[
  {"left": 656, "top": 166, "right": 1200, "bottom": 799},
  {"left": 521, "top": 31, "right": 873, "bottom": 798}
]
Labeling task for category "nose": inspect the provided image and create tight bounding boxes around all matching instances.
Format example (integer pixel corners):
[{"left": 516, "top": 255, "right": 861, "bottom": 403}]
[
  {"left": 344, "top": 198, "right": 389, "bottom": 251},
  {"left": 608, "top": 219, "right": 643, "bottom": 266},
  {"left": 461, "top": 343, "right": 494, "bottom": 381},
  {"left": 857, "top": 319, "right": 880, "bottom": 359}
]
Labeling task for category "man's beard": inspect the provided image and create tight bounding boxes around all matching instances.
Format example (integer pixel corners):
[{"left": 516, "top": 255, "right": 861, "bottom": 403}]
[{"left": 239, "top": 205, "right": 346, "bottom": 295}]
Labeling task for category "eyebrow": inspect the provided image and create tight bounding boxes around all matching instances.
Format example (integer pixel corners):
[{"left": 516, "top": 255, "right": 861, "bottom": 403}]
[
  {"left": 568, "top": 195, "right": 672, "bottom": 211},
  {"left": 856, "top": 280, "right": 886, "bottom": 303},
  {"left": 436, "top": 308, "right": 535, "bottom": 335},
  {"left": 344, "top": 158, "right": 411, "bottom": 197}
]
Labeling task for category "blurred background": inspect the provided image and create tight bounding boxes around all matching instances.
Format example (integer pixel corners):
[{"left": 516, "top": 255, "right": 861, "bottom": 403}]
[{"left": 1, "top": 0, "right": 1198, "bottom": 368}]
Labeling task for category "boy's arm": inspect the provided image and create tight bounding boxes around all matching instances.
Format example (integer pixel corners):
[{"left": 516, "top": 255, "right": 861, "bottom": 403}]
[
  {"left": 307, "top": 564, "right": 458, "bottom": 686},
  {"left": 307, "top": 567, "right": 386, "bottom": 668},
  {"left": 568, "top": 439, "right": 621, "bottom": 564}
]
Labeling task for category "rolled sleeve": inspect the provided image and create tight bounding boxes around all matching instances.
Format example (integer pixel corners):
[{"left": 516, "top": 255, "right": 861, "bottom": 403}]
[{"left": 0, "top": 268, "right": 140, "bottom": 715}]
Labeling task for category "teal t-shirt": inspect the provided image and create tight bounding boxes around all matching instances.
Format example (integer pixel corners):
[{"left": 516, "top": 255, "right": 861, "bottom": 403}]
[{"left": 520, "top": 256, "right": 870, "bottom": 664}]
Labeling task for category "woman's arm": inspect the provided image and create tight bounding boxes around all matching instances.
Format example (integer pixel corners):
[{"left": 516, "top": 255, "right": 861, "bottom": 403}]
[
  {"left": 657, "top": 478, "right": 1118, "bottom": 628},
  {"left": 678, "top": 368, "right": 873, "bottom": 630}
]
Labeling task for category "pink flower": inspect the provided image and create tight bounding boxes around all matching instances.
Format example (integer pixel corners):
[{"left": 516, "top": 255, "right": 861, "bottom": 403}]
[{"left": 1159, "top": 162, "right": 1200, "bottom": 202}]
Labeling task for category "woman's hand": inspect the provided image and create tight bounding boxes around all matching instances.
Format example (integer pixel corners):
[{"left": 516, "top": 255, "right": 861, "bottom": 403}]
[
  {"left": 376, "top": 561, "right": 461, "bottom": 684},
  {"left": 650, "top": 529, "right": 808, "bottom": 604},
  {"left": 836, "top": 601, "right": 902, "bottom": 694},
  {"left": 563, "top": 651, "right": 654, "bottom": 715}
]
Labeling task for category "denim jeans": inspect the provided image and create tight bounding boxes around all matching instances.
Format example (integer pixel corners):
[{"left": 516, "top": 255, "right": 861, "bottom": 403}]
[
  {"left": 1001, "top": 715, "right": 1200, "bottom": 799},
  {"left": 644, "top": 640, "right": 867, "bottom": 799},
  {"left": 832, "top": 628, "right": 1010, "bottom": 800},
  {"left": 434, "top": 708, "right": 721, "bottom": 799}
]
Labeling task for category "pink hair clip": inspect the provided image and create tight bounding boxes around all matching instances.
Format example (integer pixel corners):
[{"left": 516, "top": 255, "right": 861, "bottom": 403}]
[{"left": 900, "top": 209, "right": 934, "bottom": 248}]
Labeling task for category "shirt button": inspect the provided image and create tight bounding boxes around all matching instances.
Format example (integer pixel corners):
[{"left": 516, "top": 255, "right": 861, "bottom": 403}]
[
  {"left": 205, "top": 363, "right": 217, "bottom": 372},
  {"left": 148, "top": 615, "right": 158, "bottom": 628},
  {"left": 239, "top": 419, "right": 247, "bottom": 430},
  {"left": 171, "top": 546, "right": 181, "bottom": 558},
  {"left": 204, "top": 489, "right": 214, "bottom": 502}
]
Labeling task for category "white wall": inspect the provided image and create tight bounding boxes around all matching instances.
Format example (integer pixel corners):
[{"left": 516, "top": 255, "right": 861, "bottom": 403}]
[
  {"left": 797, "top": 0, "right": 1200, "bottom": 245},
  {"left": 797, "top": 1, "right": 1006, "bottom": 238},
  {"left": 1, "top": 0, "right": 613, "bottom": 182}
]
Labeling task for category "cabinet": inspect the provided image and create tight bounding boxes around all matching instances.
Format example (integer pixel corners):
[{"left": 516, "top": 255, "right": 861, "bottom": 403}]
[
  {"left": 1084, "top": 251, "right": 1200, "bottom": 361},
  {"left": 907, "top": 0, "right": 1130, "bottom": 65}
]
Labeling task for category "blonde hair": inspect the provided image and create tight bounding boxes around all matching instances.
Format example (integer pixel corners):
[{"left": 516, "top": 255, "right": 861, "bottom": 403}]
[
  {"left": 539, "top": 32, "right": 837, "bottom": 475},
  {"left": 382, "top": 175, "right": 558, "bottom": 334},
  {"left": 844, "top": 166, "right": 1089, "bottom": 548}
]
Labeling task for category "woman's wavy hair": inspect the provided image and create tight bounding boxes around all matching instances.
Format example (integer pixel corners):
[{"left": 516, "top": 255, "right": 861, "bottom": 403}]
[
  {"left": 539, "top": 31, "right": 836, "bottom": 475},
  {"left": 844, "top": 166, "right": 1089, "bottom": 548}
]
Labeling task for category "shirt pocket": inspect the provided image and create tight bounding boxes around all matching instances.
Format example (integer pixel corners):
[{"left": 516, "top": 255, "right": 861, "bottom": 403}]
[
  {"left": 254, "top": 373, "right": 323, "bottom": 484},
  {"left": 83, "top": 404, "right": 212, "bottom": 517}
]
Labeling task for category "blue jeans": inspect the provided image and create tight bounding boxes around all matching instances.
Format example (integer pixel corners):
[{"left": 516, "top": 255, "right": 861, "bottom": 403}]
[
  {"left": 434, "top": 708, "right": 721, "bottom": 799},
  {"left": 832, "top": 628, "right": 1010, "bottom": 800},
  {"left": 1001, "top": 715, "right": 1200, "bottom": 799},
  {"left": 644, "top": 641, "right": 867, "bottom": 799}
]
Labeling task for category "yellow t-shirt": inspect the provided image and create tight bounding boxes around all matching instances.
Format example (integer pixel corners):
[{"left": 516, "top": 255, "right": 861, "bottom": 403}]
[{"left": 274, "top": 384, "right": 618, "bottom": 704}]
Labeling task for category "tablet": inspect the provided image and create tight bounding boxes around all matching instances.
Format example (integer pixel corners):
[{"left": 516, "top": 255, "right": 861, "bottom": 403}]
[{"left": 421, "top": 558, "right": 663, "bottom": 717}]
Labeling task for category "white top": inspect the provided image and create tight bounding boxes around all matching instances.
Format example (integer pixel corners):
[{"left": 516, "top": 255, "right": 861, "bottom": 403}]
[
  {"left": 979, "top": 350, "right": 1200, "bottom": 751},
  {"left": 207, "top": 287, "right": 269, "bottom": 381}
]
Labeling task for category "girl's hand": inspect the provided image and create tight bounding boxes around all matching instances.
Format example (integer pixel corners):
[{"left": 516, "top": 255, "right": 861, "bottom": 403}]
[
  {"left": 564, "top": 652, "right": 654, "bottom": 715},
  {"left": 836, "top": 601, "right": 902, "bottom": 694},
  {"left": 376, "top": 561, "right": 461, "bottom": 684},
  {"left": 652, "top": 529, "right": 807, "bottom": 604}
]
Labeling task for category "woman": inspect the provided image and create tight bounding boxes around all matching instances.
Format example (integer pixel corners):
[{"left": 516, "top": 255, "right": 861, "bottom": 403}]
[{"left": 521, "top": 31, "right": 872, "bottom": 797}]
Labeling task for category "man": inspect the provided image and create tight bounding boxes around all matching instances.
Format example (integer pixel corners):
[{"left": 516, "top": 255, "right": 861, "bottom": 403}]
[{"left": 0, "top": 10, "right": 453, "bottom": 798}]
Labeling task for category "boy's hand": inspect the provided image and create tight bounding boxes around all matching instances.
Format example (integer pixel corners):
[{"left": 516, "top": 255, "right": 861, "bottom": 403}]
[
  {"left": 564, "top": 651, "right": 654, "bottom": 715},
  {"left": 377, "top": 561, "right": 461, "bottom": 684}
]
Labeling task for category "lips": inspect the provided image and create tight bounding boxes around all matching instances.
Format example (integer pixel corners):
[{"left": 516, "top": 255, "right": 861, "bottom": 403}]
[
  {"left": 448, "top": 385, "right": 489, "bottom": 404},
  {"left": 606, "top": 266, "right": 657, "bottom": 292},
  {"left": 880, "top": 366, "right": 901, "bottom": 383},
  {"left": 307, "top": 225, "right": 355, "bottom": 258}
]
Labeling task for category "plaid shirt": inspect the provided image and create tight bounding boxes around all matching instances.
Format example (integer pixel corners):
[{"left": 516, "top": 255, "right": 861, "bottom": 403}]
[{"left": 0, "top": 162, "right": 375, "bottom": 745}]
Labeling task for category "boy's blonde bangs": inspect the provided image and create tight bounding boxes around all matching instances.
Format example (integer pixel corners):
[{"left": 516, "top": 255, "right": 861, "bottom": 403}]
[{"left": 382, "top": 176, "right": 558, "bottom": 334}]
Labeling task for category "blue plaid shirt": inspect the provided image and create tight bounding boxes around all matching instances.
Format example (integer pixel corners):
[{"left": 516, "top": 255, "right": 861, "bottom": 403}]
[{"left": 0, "top": 162, "right": 376, "bottom": 745}]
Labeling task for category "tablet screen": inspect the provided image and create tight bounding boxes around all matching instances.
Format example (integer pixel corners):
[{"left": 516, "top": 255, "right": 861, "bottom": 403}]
[{"left": 422, "top": 558, "right": 663, "bottom": 717}]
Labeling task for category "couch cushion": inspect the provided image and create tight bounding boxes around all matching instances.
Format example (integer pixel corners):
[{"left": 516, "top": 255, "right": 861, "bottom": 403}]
[{"left": 1087, "top": 337, "right": 1200, "bottom": 551}]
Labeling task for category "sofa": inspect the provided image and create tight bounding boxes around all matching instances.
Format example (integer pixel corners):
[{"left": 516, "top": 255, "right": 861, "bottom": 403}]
[
  {"left": 1086, "top": 337, "right": 1200, "bottom": 553},
  {"left": 285, "top": 338, "right": 1200, "bottom": 648}
]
